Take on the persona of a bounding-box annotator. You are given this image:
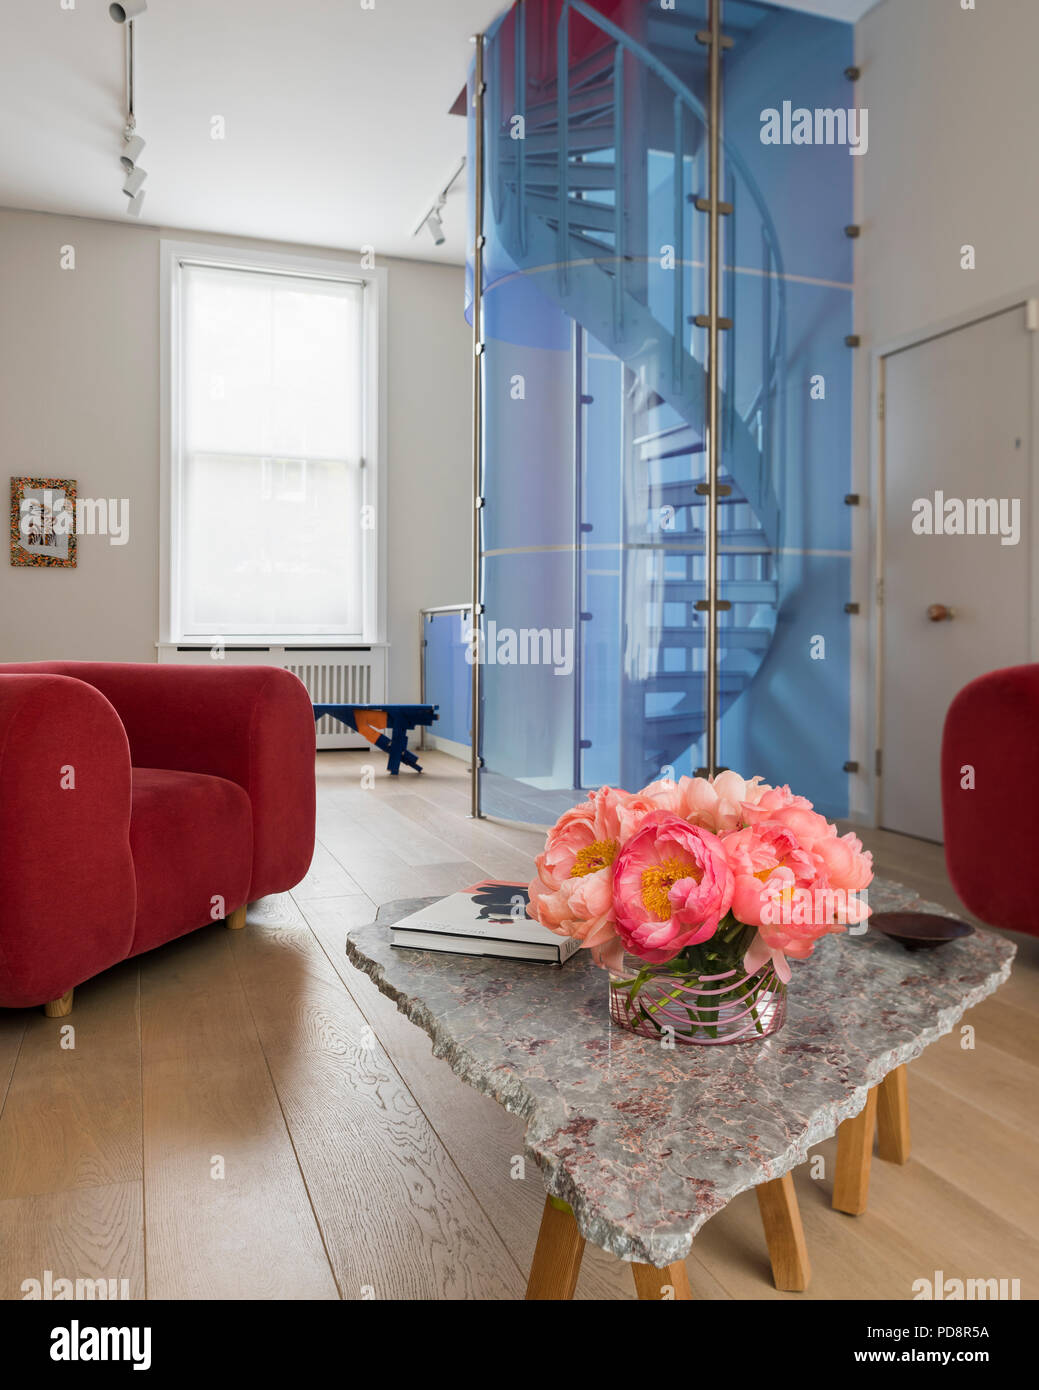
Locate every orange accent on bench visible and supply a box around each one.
[353,708,388,744]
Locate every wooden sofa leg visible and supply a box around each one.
[44,989,74,1018]
[225,905,248,931]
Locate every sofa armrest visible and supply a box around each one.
[2,663,316,901]
[0,674,136,1007]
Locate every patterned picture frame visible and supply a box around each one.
[9,477,77,568]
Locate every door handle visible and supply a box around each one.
[926,604,955,622]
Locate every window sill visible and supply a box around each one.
[156,639,391,650]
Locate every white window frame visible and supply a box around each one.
[160,238,388,646]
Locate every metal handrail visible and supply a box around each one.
[471,35,486,818]
[516,1,527,257]
[613,42,624,333]
[497,1,786,389]
[556,4,569,294]
[560,0,786,279]
[672,93,684,391]
[553,0,787,469]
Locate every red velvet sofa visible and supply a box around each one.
[0,662,316,1013]
[942,663,1038,938]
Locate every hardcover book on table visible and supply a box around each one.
[390,880,579,964]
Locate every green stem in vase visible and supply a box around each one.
[611,919,770,1041]
[732,973,764,1036]
[636,1000,663,1033]
[644,988,688,1031]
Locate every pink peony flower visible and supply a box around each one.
[744,930,793,984]
[526,771,873,979]
[759,804,837,851]
[532,785,627,886]
[526,786,639,967]
[731,783,873,904]
[614,792,665,845]
[639,771,767,835]
[812,830,874,893]
[725,819,870,971]
[636,775,688,816]
[611,811,734,963]
[739,784,815,827]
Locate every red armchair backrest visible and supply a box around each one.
[942,663,1039,937]
[0,673,137,1007]
[0,662,316,904]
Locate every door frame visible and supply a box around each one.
[868,289,1039,832]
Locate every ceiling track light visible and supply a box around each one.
[120,133,146,172]
[412,156,466,246]
[425,207,446,246]
[109,1,147,21]
[123,166,148,199]
[111,2,148,215]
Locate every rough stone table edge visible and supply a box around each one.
[345,918,1014,1267]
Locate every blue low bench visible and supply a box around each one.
[312,703,439,775]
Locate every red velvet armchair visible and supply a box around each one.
[942,663,1039,938]
[0,662,316,1014]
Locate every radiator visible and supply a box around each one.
[157,645,388,749]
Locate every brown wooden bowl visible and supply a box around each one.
[872,911,974,952]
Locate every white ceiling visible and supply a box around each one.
[0,0,876,266]
[0,0,501,264]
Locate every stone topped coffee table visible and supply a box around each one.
[346,879,1015,1300]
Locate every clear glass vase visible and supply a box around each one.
[608,956,786,1045]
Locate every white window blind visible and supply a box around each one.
[177,262,367,638]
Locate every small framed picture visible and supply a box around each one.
[9,477,77,568]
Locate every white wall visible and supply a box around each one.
[848,0,1039,818]
[855,0,1039,339]
[0,206,472,699]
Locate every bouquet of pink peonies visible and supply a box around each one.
[526,772,873,1044]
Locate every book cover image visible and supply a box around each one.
[465,880,529,923]
[390,880,580,962]
[396,880,533,937]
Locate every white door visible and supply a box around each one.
[880,306,1033,841]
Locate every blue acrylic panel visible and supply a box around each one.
[480,548,577,794]
[472,0,854,823]
[423,610,472,748]
[720,552,851,821]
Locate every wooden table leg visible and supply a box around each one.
[525,1196,586,1300]
[755,1171,811,1291]
[876,1064,911,1164]
[631,1261,693,1300]
[833,1085,878,1215]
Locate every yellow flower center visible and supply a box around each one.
[755,864,793,902]
[569,838,618,878]
[640,856,702,920]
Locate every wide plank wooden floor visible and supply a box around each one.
[1,750,1035,1300]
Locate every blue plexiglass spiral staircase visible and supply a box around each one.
[483,0,786,790]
